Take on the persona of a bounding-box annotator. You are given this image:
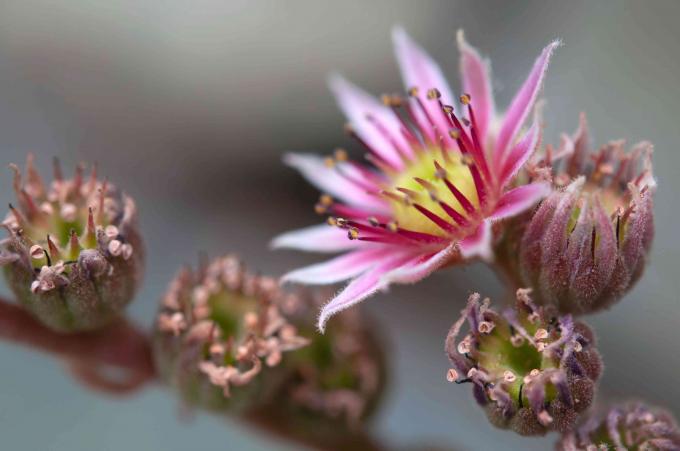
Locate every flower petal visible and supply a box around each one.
[271,224,361,253]
[328,74,412,168]
[317,252,414,332]
[494,40,559,164]
[457,30,495,145]
[458,220,492,261]
[281,247,390,285]
[489,182,551,221]
[499,115,541,186]
[392,27,454,146]
[381,243,456,284]
[283,153,388,212]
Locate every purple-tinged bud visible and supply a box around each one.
[153,255,386,437]
[498,114,655,315]
[557,402,680,450]
[444,289,602,436]
[0,156,144,332]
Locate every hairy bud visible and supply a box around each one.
[0,156,144,332]
[557,402,680,450]
[497,114,655,315]
[444,289,602,436]
[153,255,386,436]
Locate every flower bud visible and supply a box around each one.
[444,289,602,436]
[557,402,680,450]
[498,114,655,315]
[0,156,144,332]
[153,255,386,434]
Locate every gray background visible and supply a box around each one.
[0,1,678,450]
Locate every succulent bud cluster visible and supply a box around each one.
[557,402,680,450]
[154,255,309,411]
[0,156,143,332]
[153,255,386,430]
[445,289,602,436]
[507,114,655,315]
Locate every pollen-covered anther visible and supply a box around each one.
[503,370,516,383]
[427,88,441,100]
[446,368,459,382]
[478,321,495,334]
[534,328,549,340]
[459,93,471,105]
[445,290,602,436]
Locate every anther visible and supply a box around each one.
[460,93,471,105]
[503,370,517,383]
[534,328,549,340]
[427,88,441,100]
[30,245,45,260]
[334,148,348,162]
[347,228,359,240]
[408,87,419,97]
[478,321,495,334]
[446,368,458,382]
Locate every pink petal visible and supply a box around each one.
[499,115,541,186]
[381,243,456,284]
[283,153,388,212]
[317,252,414,332]
[458,220,492,261]
[494,40,559,164]
[281,247,390,285]
[392,27,454,146]
[457,30,495,145]
[271,224,362,253]
[328,75,412,168]
[489,182,551,221]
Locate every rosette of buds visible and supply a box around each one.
[153,255,386,434]
[510,114,655,315]
[0,156,143,332]
[444,289,602,436]
[557,402,680,450]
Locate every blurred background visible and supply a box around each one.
[1,0,679,449]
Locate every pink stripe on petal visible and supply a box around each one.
[489,182,551,221]
[494,40,559,164]
[458,220,493,261]
[271,224,363,253]
[499,116,541,186]
[328,75,412,167]
[282,247,390,285]
[317,252,414,332]
[392,27,454,146]
[283,153,388,212]
[457,30,495,145]
[381,243,456,284]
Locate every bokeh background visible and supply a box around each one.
[1,1,679,450]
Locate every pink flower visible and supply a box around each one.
[274,29,558,332]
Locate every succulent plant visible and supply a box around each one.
[153,255,386,435]
[445,289,602,436]
[0,156,144,332]
[496,114,655,315]
[557,402,680,450]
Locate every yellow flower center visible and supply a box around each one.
[387,149,480,237]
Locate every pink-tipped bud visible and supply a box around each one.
[444,289,602,436]
[1,156,144,332]
[499,114,655,315]
[557,402,680,450]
